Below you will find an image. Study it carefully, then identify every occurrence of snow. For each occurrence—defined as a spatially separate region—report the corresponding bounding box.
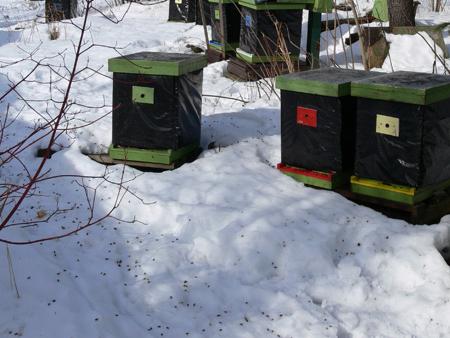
[1,1,450,338]
[0,0,43,28]
[381,32,447,73]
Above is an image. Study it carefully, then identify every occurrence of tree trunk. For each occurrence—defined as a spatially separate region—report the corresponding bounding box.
[388,0,415,27]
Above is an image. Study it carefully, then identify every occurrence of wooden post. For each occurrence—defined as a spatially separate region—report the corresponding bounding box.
[349,0,369,70]
[306,10,321,69]
[198,0,210,52]
[218,0,226,58]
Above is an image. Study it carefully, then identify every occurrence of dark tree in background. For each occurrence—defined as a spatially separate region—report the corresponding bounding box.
[388,0,416,27]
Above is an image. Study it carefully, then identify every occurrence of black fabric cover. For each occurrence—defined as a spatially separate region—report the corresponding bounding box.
[239,7,302,56]
[168,0,196,22]
[355,98,450,187]
[281,91,356,172]
[112,71,203,150]
[210,3,241,44]
[196,0,212,25]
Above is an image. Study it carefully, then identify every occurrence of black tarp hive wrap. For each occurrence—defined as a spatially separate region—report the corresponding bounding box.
[276,68,383,173]
[209,0,241,50]
[196,0,212,25]
[351,71,450,188]
[45,0,77,21]
[168,0,197,22]
[108,52,207,150]
[237,1,303,62]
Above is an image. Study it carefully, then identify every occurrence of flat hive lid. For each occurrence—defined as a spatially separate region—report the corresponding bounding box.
[208,0,235,3]
[108,52,207,76]
[276,68,383,97]
[238,0,308,10]
[351,71,450,105]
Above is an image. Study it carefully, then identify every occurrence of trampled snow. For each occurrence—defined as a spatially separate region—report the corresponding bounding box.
[1,1,450,337]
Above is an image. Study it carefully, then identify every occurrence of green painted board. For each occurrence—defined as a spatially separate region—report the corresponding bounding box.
[108,52,207,76]
[238,0,306,10]
[209,41,239,52]
[208,0,235,3]
[372,0,388,22]
[236,48,299,63]
[275,0,331,11]
[132,86,154,104]
[276,68,383,97]
[283,171,333,189]
[313,0,332,12]
[351,71,450,105]
[351,181,415,204]
[281,170,348,190]
[276,0,314,4]
[351,176,450,205]
[109,144,198,165]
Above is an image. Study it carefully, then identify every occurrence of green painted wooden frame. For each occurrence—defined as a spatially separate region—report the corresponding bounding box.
[276,0,314,4]
[351,79,450,105]
[207,0,235,3]
[209,41,239,52]
[279,165,349,190]
[351,176,450,205]
[283,171,333,189]
[109,144,199,165]
[238,0,306,10]
[236,48,299,63]
[281,171,348,189]
[275,75,350,97]
[108,56,207,76]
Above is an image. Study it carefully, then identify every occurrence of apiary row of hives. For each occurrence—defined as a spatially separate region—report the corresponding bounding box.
[276,68,450,208]
[104,51,450,221]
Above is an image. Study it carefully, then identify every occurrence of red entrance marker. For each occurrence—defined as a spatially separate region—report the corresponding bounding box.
[296,106,317,128]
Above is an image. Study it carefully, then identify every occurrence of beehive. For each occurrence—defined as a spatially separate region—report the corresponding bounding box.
[236,0,307,63]
[276,68,382,189]
[352,71,450,189]
[107,52,207,164]
[45,0,77,22]
[208,0,241,52]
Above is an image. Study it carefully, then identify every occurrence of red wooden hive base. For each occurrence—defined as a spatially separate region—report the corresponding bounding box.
[277,163,347,190]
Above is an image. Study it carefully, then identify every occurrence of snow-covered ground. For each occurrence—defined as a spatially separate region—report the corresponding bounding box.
[0,0,43,28]
[1,1,450,337]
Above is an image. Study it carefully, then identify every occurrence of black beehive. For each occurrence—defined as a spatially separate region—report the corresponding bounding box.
[237,1,303,62]
[196,0,212,25]
[209,0,241,49]
[352,71,450,188]
[45,0,77,22]
[168,0,196,22]
[276,68,382,173]
[108,52,207,150]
